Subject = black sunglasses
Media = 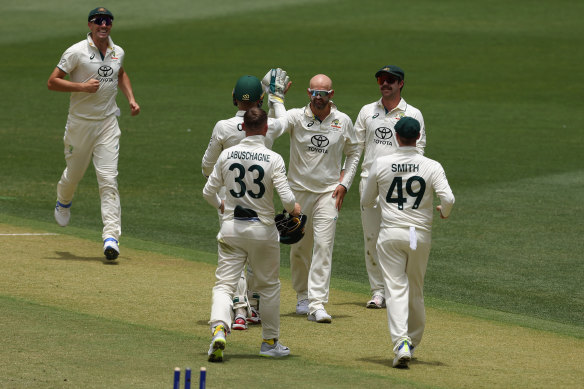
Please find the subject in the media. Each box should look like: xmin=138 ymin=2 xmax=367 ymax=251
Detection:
xmin=91 ymin=17 xmax=113 ymax=26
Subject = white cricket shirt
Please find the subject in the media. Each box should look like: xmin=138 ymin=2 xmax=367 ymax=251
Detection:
xmin=203 ymin=135 xmax=296 ymax=225
xmin=201 ymin=109 xmax=285 ymax=177
xmin=57 ymin=33 xmax=124 ymax=120
xmin=355 ymin=98 xmax=425 ymax=178
xmin=361 ymin=147 xmax=454 ymax=232
xmin=272 ymin=103 xmax=361 ymax=193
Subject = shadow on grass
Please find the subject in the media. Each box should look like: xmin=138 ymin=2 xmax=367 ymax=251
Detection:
xmin=48 ymin=251 xmax=119 ymax=265
xmin=357 ymin=356 xmax=446 ymax=368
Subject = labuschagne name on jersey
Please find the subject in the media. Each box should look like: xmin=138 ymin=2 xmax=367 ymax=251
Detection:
xmin=226 ymin=150 xmax=271 ymax=162
xmin=392 ymin=163 xmax=420 ymax=173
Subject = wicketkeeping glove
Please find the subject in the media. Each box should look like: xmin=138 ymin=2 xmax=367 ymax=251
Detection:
xmin=261 ymin=68 xmax=290 ymax=104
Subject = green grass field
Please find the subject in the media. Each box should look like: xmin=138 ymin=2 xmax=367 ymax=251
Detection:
xmin=1 ymin=0 xmax=583 ymax=387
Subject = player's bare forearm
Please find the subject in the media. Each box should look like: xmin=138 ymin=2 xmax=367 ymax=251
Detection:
xmin=47 ymin=67 xmax=99 ymax=93
xmin=118 ymin=67 xmax=140 ymax=116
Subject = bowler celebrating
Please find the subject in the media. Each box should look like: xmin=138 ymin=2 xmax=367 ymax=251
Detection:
xmin=48 ymin=7 xmax=140 ymax=260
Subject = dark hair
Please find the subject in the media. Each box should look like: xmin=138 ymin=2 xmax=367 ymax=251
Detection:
xmin=243 ymin=107 xmax=267 ymax=133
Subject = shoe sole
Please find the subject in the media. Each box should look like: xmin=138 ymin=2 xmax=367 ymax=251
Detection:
xmin=366 ymin=303 xmax=383 ymax=309
xmin=259 ymin=351 xmax=291 ymax=358
xmin=208 ymin=338 xmax=226 ymax=362
xmin=232 ymin=324 xmax=247 ymax=330
xmin=307 ymin=315 xmax=332 ymax=323
xmin=393 ymin=356 xmax=411 ymax=368
xmin=104 ymin=247 xmax=119 ymax=261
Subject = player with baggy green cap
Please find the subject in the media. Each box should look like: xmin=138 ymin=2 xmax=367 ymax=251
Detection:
xmin=361 ymin=116 xmax=454 ymax=368
xmin=201 ymin=69 xmax=291 ymax=331
xmin=354 ymin=65 xmax=426 ymax=309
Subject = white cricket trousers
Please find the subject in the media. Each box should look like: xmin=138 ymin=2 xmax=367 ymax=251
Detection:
xmin=290 ymin=190 xmax=338 ymax=314
xmin=359 ymin=177 xmax=385 ymax=296
xmin=209 ymin=220 xmax=281 ymax=340
xmin=57 ymin=114 xmax=121 ymax=241
xmin=377 ymin=227 xmax=432 ymax=351
xmin=216 ymin=203 xmax=255 ymax=313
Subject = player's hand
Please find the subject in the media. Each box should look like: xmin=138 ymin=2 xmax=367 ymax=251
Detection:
xmin=332 ymin=184 xmax=347 ymax=211
xmin=436 ymin=205 xmax=448 ymax=219
xmin=289 ymin=202 xmax=301 ymax=217
xmin=129 ymin=101 xmax=140 ymax=116
xmin=84 ymin=79 xmax=100 ymax=93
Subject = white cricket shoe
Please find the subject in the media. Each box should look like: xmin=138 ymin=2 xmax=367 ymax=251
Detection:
xmin=259 ymin=340 xmax=290 ymax=358
xmin=103 ymin=238 xmax=119 ymax=261
xmin=366 ymin=294 xmax=386 ymax=309
xmin=295 ymin=298 xmax=309 ymax=315
xmin=208 ymin=325 xmax=227 ymax=363
xmin=393 ymin=340 xmax=412 ymax=368
xmin=307 ymin=308 xmax=332 ymax=323
xmin=54 ymin=201 xmax=71 ymax=227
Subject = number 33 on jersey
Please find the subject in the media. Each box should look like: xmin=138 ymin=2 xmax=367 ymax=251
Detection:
xmin=203 ymin=136 xmax=297 ymax=226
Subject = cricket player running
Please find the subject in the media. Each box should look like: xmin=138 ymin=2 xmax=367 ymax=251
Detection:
xmin=203 ymin=107 xmax=301 ymax=362
xmin=48 ymin=7 xmax=140 ymax=260
xmin=201 ymin=70 xmax=291 ymax=330
xmin=354 ymin=65 xmax=426 ymax=309
xmin=361 ymin=117 xmax=454 ymax=368
xmin=269 ymin=74 xmax=361 ymax=323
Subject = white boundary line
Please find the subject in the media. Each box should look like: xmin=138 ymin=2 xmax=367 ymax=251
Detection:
xmin=0 ymin=233 xmax=59 ymax=236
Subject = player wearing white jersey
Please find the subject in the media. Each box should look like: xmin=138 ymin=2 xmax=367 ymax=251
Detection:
xmin=203 ymin=107 xmax=301 ymax=362
xmin=354 ymin=65 xmax=426 ymax=309
xmin=361 ymin=117 xmax=454 ymax=368
xmin=201 ymin=72 xmax=290 ymax=330
xmin=48 ymin=8 xmax=140 ymax=261
xmin=271 ymin=74 xmax=361 ymax=323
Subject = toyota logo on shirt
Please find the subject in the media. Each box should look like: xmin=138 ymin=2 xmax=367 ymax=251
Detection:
xmin=98 ymin=65 xmax=113 ymax=77
xmin=311 ymin=135 xmax=329 ymax=148
xmin=374 ymin=127 xmax=394 ymax=146
xmin=309 ymin=135 xmax=329 ymax=154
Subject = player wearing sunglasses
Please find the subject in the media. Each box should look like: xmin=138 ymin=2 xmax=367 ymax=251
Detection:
xmin=353 ymin=65 xmax=426 ymax=310
xmin=268 ymin=74 xmax=361 ymax=323
xmin=47 ymin=7 xmax=140 ymax=261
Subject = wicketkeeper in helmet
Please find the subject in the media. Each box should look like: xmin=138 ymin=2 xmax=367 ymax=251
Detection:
xmin=201 ymin=70 xmax=291 ymax=330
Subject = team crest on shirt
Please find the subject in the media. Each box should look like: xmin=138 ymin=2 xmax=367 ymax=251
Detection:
xmin=330 ymin=119 xmax=342 ymax=129
xmin=394 ymin=112 xmax=406 ymax=121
